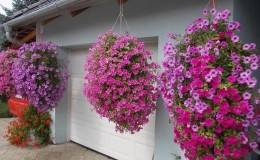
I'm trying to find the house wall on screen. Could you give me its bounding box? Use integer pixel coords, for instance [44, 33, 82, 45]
[38, 0, 234, 159]
[234, 1, 260, 159]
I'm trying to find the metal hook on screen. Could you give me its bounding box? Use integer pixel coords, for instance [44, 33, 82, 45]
[171, 153, 181, 160]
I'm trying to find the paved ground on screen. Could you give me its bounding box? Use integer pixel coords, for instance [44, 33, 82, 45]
[0, 118, 113, 160]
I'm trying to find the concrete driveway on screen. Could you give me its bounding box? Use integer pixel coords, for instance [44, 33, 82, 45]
[0, 118, 113, 160]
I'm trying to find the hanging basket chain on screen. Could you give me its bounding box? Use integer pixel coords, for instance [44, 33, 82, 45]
[112, 0, 129, 34]
[40, 22, 44, 43]
[205, 0, 216, 9]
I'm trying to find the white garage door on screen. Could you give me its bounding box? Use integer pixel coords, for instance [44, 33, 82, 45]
[69, 42, 158, 160]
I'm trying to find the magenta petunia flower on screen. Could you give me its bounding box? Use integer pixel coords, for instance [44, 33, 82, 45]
[0, 49, 17, 97]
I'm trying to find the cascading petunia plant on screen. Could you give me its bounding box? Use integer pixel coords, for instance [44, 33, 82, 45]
[84, 30, 158, 133]
[160, 9, 260, 160]
[0, 49, 17, 98]
[12, 42, 68, 112]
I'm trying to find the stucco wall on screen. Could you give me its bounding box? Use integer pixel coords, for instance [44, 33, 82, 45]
[39, 0, 234, 159]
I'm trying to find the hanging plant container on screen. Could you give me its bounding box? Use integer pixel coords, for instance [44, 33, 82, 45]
[84, 31, 159, 133]
[11, 42, 68, 112]
[159, 8, 260, 160]
[0, 49, 17, 98]
[8, 97, 29, 117]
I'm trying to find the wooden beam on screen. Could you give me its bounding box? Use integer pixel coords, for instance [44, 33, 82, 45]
[21, 29, 36, 43]
[42, 15, 61, 25]
[70, 7, 90, 17]
[116, 0, 128, 4]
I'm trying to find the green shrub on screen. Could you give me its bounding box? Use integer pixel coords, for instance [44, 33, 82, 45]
[0, 100, 13, 118]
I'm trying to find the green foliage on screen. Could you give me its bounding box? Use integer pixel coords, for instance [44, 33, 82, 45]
[22, 106, 51, 145]
[4, 106, 51, 147]
[0, 99, 13, 118]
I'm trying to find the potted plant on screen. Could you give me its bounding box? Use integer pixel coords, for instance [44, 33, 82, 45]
[84, 31, 159, 133]
[11, 42, 68, 112]
[0, 49, 27, 116]
[4, 106, 51, 147]
[8, 96, 29, 117]
[160, 9, 260, 159]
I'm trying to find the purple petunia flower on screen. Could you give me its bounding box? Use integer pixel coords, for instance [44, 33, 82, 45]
[250, 63, 259, 70]
[250, 43, 256, 50]
[231, 35, 239, 43]
[184, 37, 191, 43]
[243, 56, 251, 64]
[167, 33, 176, 39]
[192, 125, 199, 132]
[210, 8, 217, 15]
[242, 120, 250, 127]
[257, 129, 260, 136]
[221, 41, 228, 47]
[252, 119, 258, 126]
[247, 111, 255, 119]
[228, 23, 236, 30]
[205, 74, 212, 82]
[250, 142, 258, 149]
[250, 54, 259, 63]
[243, 44, 250, 50]
[243, 92, 251, 100]
[202, 9, 208, 15]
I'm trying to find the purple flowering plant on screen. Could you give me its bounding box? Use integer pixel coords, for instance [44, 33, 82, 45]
[160, 9, 260, 160]
[0, 49, 17, 97]
[12, 42, 68, 112]
[84, 30, 158, 133]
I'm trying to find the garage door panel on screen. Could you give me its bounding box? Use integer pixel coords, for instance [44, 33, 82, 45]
[71, 77, 85, 90]
[71, 90, 85, 100]
[69, 43, 157, 160]
[135, 143, 154, 160]
[71, 64, 85, 74]
[108, 134, 131, 156]
[71, 100, 88, 114]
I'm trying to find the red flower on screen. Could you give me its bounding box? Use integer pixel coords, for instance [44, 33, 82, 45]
[33, 142, 40, 148]
[45, 119, 51, 125]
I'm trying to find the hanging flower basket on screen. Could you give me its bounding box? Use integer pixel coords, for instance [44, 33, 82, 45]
[84, 30, 158, 133]
[11, 42, 68, 112]
[160, 9, 260, 160]
[0, 49, 17, 98]
[8, 97, 29, 117]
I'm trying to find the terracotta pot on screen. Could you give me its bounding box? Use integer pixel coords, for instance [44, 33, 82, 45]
[8, 97, 29, 117]
[116, 0, 128, 4]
